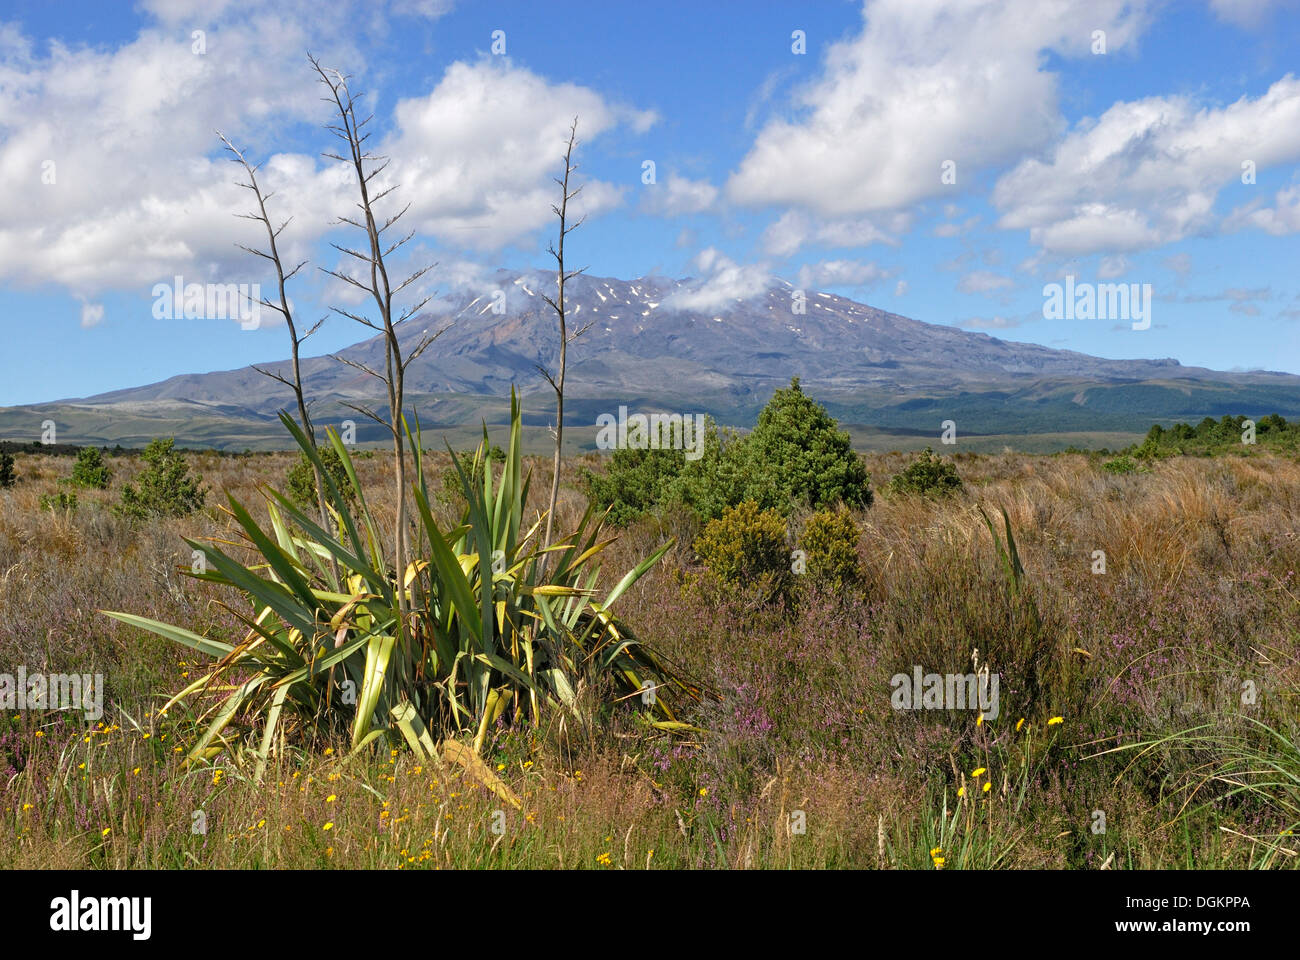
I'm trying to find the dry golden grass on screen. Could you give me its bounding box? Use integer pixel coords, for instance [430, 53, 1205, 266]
[1, 444, 1297, 868]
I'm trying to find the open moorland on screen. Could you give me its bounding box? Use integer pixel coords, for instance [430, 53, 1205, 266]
[2, 406, 1297, 869]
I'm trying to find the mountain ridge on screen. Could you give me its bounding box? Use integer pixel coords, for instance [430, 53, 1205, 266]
[8, 270, 1300, 450]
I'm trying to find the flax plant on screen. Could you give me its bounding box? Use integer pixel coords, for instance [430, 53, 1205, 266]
[104, 391, 701, 780]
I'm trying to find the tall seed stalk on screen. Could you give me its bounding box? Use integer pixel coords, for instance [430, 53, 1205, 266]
[310, 55, 446, 637]
[218, 132, 329, 530]
[539, 118, 592, 567]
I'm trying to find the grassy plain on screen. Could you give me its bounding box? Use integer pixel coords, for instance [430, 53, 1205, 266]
[1, 445, 1297, 868]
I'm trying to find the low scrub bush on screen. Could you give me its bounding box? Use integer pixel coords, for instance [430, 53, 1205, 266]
[69, 446, 111, 489]
[889, 447, 962, 497]
[115, 438, 206, 520]
[39, 491, 78, 512]
[1101, 455, 1140, 475]
[797, 509, 861, 588]
[694, 500, 791, 598]
[285, 445, 352, 509]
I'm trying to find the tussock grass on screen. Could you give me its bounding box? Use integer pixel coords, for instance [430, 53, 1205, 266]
[2, 445, 1298, 868]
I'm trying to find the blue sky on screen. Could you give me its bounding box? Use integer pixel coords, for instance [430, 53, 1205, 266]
[1, 0, 1299, 406]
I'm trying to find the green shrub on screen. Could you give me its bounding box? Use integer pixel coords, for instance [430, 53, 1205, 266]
[39, 491, 78, 512]
[116, 438, 206, 520]
[1101, 455, 1139, 475]
[0, 451, 14, 488]
[1258, 413, 1288, 434]
[740, 378, 873, 513]
[579, 444, 688, 526]
[668, 424, 751, 519]
[69, 446, 111, 489]
[1133, 437, 1161, 460]
[798, 509, 861, 588]
[694, 500, 790, 595]
[889, 447, 962, 497]
[286, 445, 352, 509]
[582, 380, 872, 524]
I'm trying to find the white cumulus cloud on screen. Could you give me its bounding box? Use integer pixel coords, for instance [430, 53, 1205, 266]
[1226, 183, 1300, 235]
[664, 248, 774, 312]
[992, 76, 1300, 254]
[958, 270, 1014, 294]
[728, 0, 1152, 216]
[640, 173, 719, 216]
[796, 259, 890, 290]
[0, 14, 650, 296]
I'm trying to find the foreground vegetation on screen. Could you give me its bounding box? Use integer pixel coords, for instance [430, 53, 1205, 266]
[2, 412, 1298, 868]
